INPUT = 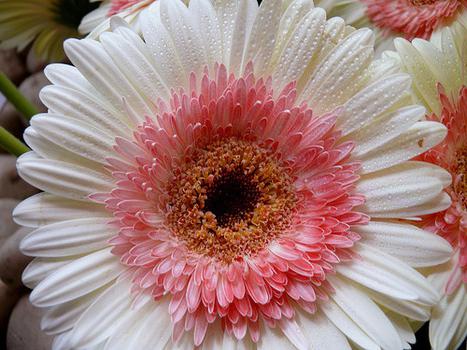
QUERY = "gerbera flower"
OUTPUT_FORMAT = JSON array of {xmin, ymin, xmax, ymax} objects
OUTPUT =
[
  {"xmin": 315, "ymin": 0, "xmax": 466, "ymax": 54},
  {"xmin": 392, "ymin": 22, "xmax": 467, "ymax": 350},
  {"xmin": 79, "ymin": 0, "xmax": 158, "ymax": 37},
  {"xmin": 0, "ymin": 0, "xmax": 99, "ymax": 62},
  {"xmin": 14, "ymin": 0, "xmax": 453, "ymax": 348}
]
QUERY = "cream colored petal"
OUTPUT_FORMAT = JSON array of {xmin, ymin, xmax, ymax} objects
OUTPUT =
[
  {"xmin": 30, "ymin": 248, "xmax": 122, "ymax": 307},
  {"xmin": 17, "ymin": 152, "xmax": 113, "ymax": 201},
  {"xmin": 355, "ymin": 221, "xmax": 452, "ymax": 267},
  {"xmin": 13, "ymin": 193, "xmax": 108, "ymax": 228}
]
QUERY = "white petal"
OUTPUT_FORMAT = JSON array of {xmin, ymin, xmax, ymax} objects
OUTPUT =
[
  {"xmin": 301, "ymin": 28, "xmax": 374, "ymax": 111},
  {"xmin": 367, "ymin": 54, "xmax": 401, "ymax": 83},
  {"xmin": 17, "ymin": 152, "xmax": 113, "ymax": 201},
  {"xmin": 227, "ymin": 0, "xmax": 258, "ymax": 74},
  {"xmin": 364, "ymin": 287, "xmax": 431, "ymax": 321},
  {"xmin": 429, "ymin": 284, "xmax": 467, "ymax": 350},
  {"xmin": 337, "ymin": 243, "xmax": 439, "ymax": 305},
  {"xmin": 201, "ymin": 321, "xmax": 224, "ymax": 350},
  {"xmin": 189, "ymin": 0, "xmax": 224, "ymax": 68},
  {"xmin": 307, "ymin": 34, "xmax": 375, "ymax": 115},
  {"xmin": 107, "ymin": 297, "xmax": 172, "ymax": 349},
  {"xmin": 450, "ymin": 306, "xmax": 467, "ymax": 350},
  {"xmin": 356, "ymin": 161, "xmax": 450, "ymax": 214},
  {"xmin": 384, "ymin": 311, "xmax": 415, "ymax": 348},
  {"xmin": 394, "ymin": 38, "xmax": 440, "ymax": 114},
  {"xmin": 371, "ymin": 192, "xmax": 451, "ymax": 219},
  {"xmin": 242, "ymin": 0, "xmax": 282, "ymax": 76},
  {"xmin": 437, "ymin": 27, "xmax": 463, "ymax": 97},
  {"xmin": 336, "ymin": 73, "xmax": 412, "ymax": 136},
  {"xmin": 348, "ymin": 105, "xmax": 425, "ymax": 157},
  {"xmin": 211, "ymin": 0, "xmax": 240, "ymax": 69},
  {"xmin": 159, "ymin": 0, "xmax": 206, "ymax": 77},
  {"xmin": 100, "ymin": 29, "xmax": 170, "ymax": 111},
  {"xmin": 427, "ymin": 253, "xmax": 459, "ymax": 294},
  {"xmin": 51, "ymin": 329, "xmax": 72, "ymax": 350},
  {"xmin": 257, "ymin": 321, "xmax": 296, "ymax": 350},
  {"xmin": 42, "ymin": 287, "xmax": 106, "ymax": 334},
  {"xmin": 64, "ymin": 38, "xmax": 154, "ymax": 123},
  {"xmin": 272, "ymin": 8, "xmax": 326, "ymax": 91},
  {"xmin": 278, "ymin": 318, "xmax": 308, "ymax": 350},
  {"xmin": 320, "ymin": 299, "xmax": 381, "ymax": 350},
  {"xmin": 328, "ymin": 275, "xmax": 403, "ymax": 350},
  {"xmin": 39, "ymin": 85, "xmax": 131, "ymax": 137},
  {"xmin": 271, "ymin": 0, "xmax": 314, "ymax": 66},
  {"xmin": 24, "ymin": 127, "xmax": 98, "ymax": 167},
  {"xmin": 22, "ymin": 256, "xmax": 76, "ymax": 289},
  {"xmin": 13, "ymin": 193, "xmax": 108, "ymax": 228},
  {"xmin": 68, "ymin": 278, "xmax": 134, "ymax": 348},
  {"xmin": 295, "ymin": 309, "xmax": 352, "ymax": 350},
  {"xmin": 44, "ymin": 64, "xmax": 95, "ymax": 93},
  {"xmin": 222, "ymin": 331, "xmax": 255, "ymax": 350},
  {"xmin": 30, "ymin": 114, "xmax": 114, "ymax": 164},
  {"xmin": 21, "ymin": 218, "xmax": 115, "ymax": 257},
  {"xmin": 140, "ymin": 10, "xmax": 185, "ymax": 88},
  {"xmin": 103, "ymin": 306, "xmax": 152, "ymax": 350},
  {"xmin": 354, "ymin": 221, "xmax": 452, "ymax": 267},
  {"xmin": 358, "ymin": 121, "xmax": 448, "ymax": 174},
  {"xmin": 30, "ymin": 248, "xmax": 122, "ymax": 307}
]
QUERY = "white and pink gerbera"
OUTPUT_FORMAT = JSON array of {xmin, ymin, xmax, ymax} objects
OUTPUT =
[
  {"xmin": 315, "ymin": 0, "xmax": 466, "ymax": 54},
  {"xmin": 392, "ymin": 22, "xmax": 467, "ymax": 350},
  {"xmin": 14, "ymin": 0, "xmax": 455, "ymax": 349}
]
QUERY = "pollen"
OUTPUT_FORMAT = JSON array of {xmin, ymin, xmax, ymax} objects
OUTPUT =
[
  {"xmin": 165, "ymin": 139, "xmax": 297, "ymax": 263},
  {"xmin": 409, "ymin": 0, "xmax": 440, "ymax": 5},
  {"xmin": 454, "ymin": 145, "xmax": 467, "ymax": 208}
]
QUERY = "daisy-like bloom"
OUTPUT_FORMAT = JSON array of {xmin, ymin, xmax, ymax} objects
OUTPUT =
[
  {"xmin": 14, "ymin": 0, "xmax": 454, "ymax": 349},
  {"xmin": 315, "ymin": 0, "xmax": 466, "ymax": 54},
  {"xmin": 0, "ymin": 0, "xmax": 99, "ymax": 62},
  {"xmin": 392, "ymin": 22, "xmax": 467, "ymax": 350},
  {"xmin": 79, "ymin": 0, "xmax": 158, "ymax": 37}
]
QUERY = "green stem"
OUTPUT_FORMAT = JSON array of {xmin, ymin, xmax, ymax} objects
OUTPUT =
[
  {"xmin": 0, "ymin": 72, "xmax": 39, "ymax": 120},
  {"xmin": 0, "ymin": 127, "xmax": 29, "ymax": 156}
]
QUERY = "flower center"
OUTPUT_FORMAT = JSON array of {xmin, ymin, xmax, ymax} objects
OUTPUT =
[
  {"xmin": 165, "ymin": 139, "xmax": 297, "ymax": 263},
  {"xmin": 204, "ymin": 170, "xmax": 261, "ymax": 227},
  {"xmin": 454, "ymin": 145, "xmax": 467, "ymax": 209}
]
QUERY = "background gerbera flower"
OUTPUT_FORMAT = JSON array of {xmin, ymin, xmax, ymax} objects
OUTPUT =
[
  {"xmin": 79, "ymin": 0, "xmax": 158, "ymax": 37},
  {"xmin": 0, "ymin": 0, "xmax": 99, "ymax": 62},
  {"xmin": 315, "ymin": 0, "xmax": 467, "ymax": 54},
  {"xmin": 392, "ymin": 22, "xmax": 467, "ymax": 350},
  {"xmin": 13, "ymin": 0, "xmax": 454, "ymax": 348}
]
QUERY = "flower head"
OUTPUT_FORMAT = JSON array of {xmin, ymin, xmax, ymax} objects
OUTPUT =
[
  {"xmin": 0, "ymin": 0, "xmax": 99, "ymax": 62},
  {"xmin": 315, "ymin": 0, "xmax": 466, "ymax": 54},
  {"xmin": 393, "ymin": 22, "xmax": 467, "ymax": 350},
  {"xmin": 15, "ymin": 0, "xmax": 453, "ymax": 349}
]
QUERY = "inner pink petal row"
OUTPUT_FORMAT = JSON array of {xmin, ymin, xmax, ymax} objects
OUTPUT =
[
  {"xmin": 364, "ymin": 0, "xmax": 464, "ymax": 40},
  {"xmin": 95, "ymin": 63, "xmax": 368, "ymax": 345},
  {"xmin": 108, "ymin": 0, "xmax": 146, "ymax": 16}
]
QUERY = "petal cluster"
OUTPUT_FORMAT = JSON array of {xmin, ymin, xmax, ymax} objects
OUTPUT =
[
  {"xmin": 11, "ymin": 0, "xmax": 456, "ymax": 349},
  {"xmin": 103, "ymin": 64, "xmax": 367, "ymax": 345},
  {"xmin": 365, "ymin": 0, "xmax": 464, "ymax": 40}
]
